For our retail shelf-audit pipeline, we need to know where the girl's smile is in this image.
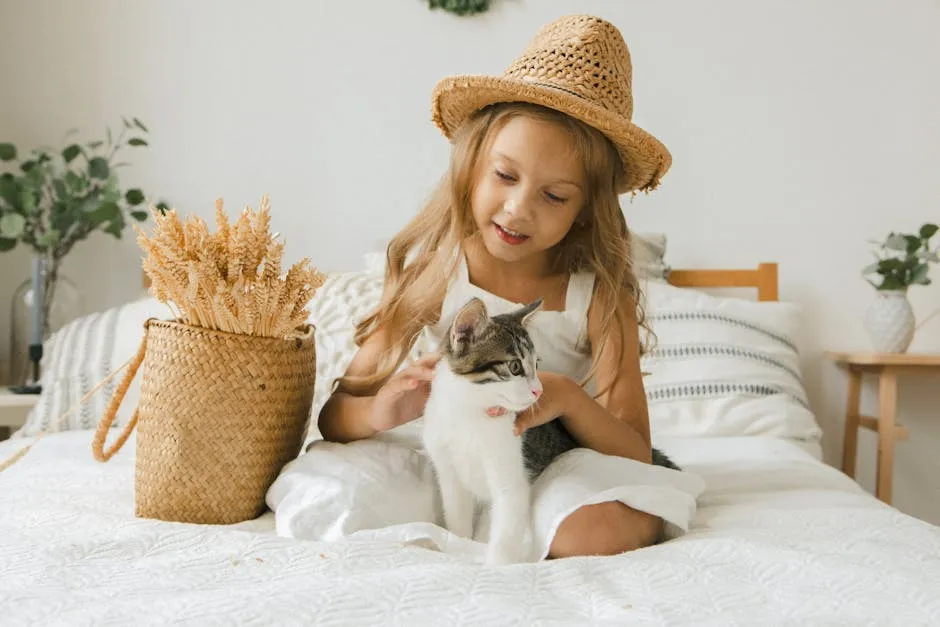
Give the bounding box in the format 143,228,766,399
493,222,530,245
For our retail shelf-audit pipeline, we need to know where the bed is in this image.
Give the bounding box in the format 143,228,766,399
2,249,939,626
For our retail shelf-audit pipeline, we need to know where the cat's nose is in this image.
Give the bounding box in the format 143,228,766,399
532,388,542,398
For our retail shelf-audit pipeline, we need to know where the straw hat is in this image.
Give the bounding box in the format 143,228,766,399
431,15,672,194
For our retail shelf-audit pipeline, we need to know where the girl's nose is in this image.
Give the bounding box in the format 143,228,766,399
503,193,535,221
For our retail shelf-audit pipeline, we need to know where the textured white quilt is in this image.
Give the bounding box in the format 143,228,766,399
1,430,938,626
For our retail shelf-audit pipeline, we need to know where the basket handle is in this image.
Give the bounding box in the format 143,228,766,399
91,321,150,462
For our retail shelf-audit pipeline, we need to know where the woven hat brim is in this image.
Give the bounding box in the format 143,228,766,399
431,75,672,194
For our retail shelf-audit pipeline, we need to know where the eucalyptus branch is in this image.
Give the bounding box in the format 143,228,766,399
863,223,939,292
0,117,169,259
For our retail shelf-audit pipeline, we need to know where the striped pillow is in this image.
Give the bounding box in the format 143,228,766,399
14,297,170,438
640,281,822,442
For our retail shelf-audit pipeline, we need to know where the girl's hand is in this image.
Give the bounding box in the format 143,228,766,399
512,372,577,436
368,353,441,433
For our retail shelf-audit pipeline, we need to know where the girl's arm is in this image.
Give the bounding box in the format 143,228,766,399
318,326,439,444
560,288,653,462
515,289,653,463
317,328,388,443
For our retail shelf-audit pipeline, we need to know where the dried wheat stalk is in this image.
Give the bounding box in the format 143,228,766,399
135,195,325,338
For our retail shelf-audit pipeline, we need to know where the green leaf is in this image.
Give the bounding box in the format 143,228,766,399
87,140,104,150
65,171,83,191
127,138,148,147
101,176,120,203
904,235,921,254
911,264,930,285
104,213,125,238
880,257,905,271
37,229,61,248
921,223,939,240
155,201,170,214
0,213,26,238
88,157,109,180
133,118,149,132
19,189,36,214
62,144,82,164
879,275,906,290
0,237,16,252
862,262,880,275
87,201,120,225
920,250,940,263
0,174,19,206
125,188,145,205
0,143,16,161
122,116,132,128
53,179,68,199
130,210,149,221
885,234,908,251
20,160,36,173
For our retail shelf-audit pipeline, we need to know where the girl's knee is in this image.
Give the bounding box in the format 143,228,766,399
548,501,663,558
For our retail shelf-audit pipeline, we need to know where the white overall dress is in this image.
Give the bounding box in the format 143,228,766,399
266,257,704,561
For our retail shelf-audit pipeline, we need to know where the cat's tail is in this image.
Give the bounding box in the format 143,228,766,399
651,447,681,471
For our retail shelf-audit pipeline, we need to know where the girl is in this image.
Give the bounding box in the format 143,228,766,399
268,14,702,559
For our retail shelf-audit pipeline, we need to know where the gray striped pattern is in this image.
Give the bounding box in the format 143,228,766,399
24,303,127,437
647,311,797,352
645,380,809,409
642,343,803,385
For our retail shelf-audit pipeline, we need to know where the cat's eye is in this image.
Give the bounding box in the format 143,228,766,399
508,360,523,376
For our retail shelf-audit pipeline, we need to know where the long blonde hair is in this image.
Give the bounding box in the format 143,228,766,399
338,102,649,396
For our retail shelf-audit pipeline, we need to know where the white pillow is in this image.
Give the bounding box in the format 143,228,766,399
631,231,671,282
640,281,822,442
15,296,170,437
306,269,384,426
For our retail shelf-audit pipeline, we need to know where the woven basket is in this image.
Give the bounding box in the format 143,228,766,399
92,318,316,525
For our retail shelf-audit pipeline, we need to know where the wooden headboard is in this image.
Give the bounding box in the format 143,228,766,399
143,262,780,302
667,263,778,302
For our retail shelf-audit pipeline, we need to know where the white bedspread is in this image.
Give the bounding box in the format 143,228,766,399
1,430,938,626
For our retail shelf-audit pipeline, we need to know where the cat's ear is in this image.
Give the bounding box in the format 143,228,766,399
513,297,543,326
451,297,488,349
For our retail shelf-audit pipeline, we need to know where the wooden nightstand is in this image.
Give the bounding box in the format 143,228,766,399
825,351,940,505
0,388,39,440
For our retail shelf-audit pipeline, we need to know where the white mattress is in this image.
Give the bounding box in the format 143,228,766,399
1,430,938,626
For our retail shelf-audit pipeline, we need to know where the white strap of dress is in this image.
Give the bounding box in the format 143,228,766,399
564,271,596,328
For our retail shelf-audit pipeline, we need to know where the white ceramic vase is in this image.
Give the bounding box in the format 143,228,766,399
863,289,915,353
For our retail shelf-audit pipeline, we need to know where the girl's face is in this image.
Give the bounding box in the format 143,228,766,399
470,115,586,269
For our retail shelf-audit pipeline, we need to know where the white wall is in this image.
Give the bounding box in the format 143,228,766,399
1,0,938,521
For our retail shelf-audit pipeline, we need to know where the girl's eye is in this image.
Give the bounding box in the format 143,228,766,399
495,169,516,182
545,191,567,204
508,360,523,375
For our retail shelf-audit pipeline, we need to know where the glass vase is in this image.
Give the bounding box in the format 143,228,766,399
8,258,84,390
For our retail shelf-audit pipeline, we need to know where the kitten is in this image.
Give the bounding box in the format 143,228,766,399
421,296,681,565
422,296,543,565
